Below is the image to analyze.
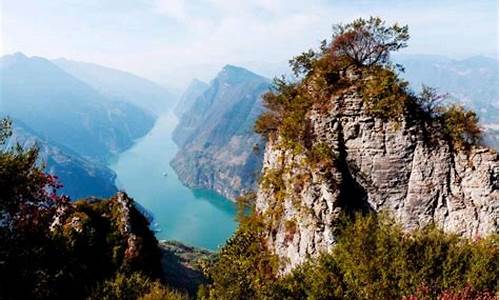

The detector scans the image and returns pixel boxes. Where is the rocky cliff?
[50,192,162,275]
[171,65,269,200]
[255,72,499,272]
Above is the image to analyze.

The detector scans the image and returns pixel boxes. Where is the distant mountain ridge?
[53,58,175,115]
[5,120,118,199]
[171,65,270,200]
[0,52,158,198]
[394,54,499,149]
[174,79,209,117]
[395,54,499,125]
[0,52,155,162]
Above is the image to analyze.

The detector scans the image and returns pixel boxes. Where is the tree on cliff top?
[259,17,482,149]
[330,16,409,68]
[289,16,409,77]
[258,17,411,141]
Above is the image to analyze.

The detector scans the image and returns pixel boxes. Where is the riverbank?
[109,113,237,250]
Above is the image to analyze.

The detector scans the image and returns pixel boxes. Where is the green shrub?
[255,77,314,144]
[309,142,336,168]
[200,219,280,300]
[274,214,499,300]
[203,214,499,300]
[440,105,482,147]
[254,112,279,138]
[89,272,187,300]
[139,282,188,300]
[271,254,349,300]
[361,67,410,120]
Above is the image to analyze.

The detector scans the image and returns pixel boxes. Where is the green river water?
[109,113,237,251]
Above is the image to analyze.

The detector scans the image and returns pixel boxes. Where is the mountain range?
[53,58,175,115]
[396,55,498,125]
[0,52,173,199]
[4,120,118,199]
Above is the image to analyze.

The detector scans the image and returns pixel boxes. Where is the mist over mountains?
[53,58,176,115]
[0,30,498,300]
[169,54,499,200]
[1,1,499,296]
[0,51,497,200]
[395,54,498,125]
[0,53,156,161]
[5,120,118,199]
[0,52,172,199]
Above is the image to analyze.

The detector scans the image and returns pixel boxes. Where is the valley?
[1,15,498,297]
[110,113,237,250]
[1,0,499,297]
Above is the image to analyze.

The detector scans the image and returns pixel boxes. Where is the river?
[109,113,237,251]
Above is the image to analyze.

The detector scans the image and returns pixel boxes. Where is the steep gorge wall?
[256,88,498,271]
[171,65,269,200]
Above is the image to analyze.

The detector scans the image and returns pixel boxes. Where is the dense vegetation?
[255,17,482,150]
[0,118,186,300]
[201,209,498,300]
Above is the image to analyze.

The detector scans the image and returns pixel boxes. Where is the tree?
[415,85,448,117]
[0,118,71,299]
[440,105,482,146]
[0,118,12,145]
[0,117,66,214]
[330,17,409,68]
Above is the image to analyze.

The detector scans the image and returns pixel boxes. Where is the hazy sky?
[1,0,498,90]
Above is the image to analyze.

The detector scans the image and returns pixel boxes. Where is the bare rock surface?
[256,90,498,271]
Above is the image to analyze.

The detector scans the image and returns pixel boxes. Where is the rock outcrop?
[51,192,163,275]
[256,86,499,272]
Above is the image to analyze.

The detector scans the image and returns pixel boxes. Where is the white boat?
[162,172,168,177]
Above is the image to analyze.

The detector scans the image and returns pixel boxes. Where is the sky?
[1,0,498,90]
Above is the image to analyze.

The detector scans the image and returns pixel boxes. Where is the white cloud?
[153,0,188,21]
[2,0,497,90]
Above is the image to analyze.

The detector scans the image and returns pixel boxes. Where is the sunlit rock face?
[256,87,498,272]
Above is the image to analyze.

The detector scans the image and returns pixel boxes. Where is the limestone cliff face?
[256,88,498,272]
